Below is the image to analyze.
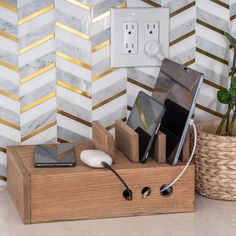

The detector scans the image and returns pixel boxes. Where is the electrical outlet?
[123,22,138,54]
[144,22,159,43]
[111,8,169,67]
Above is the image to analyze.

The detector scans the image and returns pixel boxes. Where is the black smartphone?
[127,91,165,163]
[34,144,76,167]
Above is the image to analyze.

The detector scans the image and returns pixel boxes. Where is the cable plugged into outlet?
[123,22,138,54]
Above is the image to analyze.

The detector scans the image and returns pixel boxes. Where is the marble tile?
[172,47,195,64]
[19,23,54,50]
[93,78,126,105]
[57,69,91,94]
[0,18,17,37]
[21,110,56,136]
[0,49,18,67]
[58,126,90,142]
[0,106,19,125]
[92,27,110,47]
[18,0,54,19]
[20,81,55,107]
[56,10,90,35]
[92,58,110,76]
[58,97,92,122]
[163,0,194,13]
[0,77,19,96]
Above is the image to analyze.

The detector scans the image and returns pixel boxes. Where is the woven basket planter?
[195,121,236,201]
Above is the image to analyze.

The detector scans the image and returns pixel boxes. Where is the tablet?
[153,59,204,165]
[127,91,165,163]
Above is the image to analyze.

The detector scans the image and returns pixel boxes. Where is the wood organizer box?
[7,120,194,224]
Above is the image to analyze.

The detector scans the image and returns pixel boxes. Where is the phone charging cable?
[160,119,197,194]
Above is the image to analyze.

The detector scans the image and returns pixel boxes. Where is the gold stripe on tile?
[0,118,20,130]
[0,176,7,182]
[197,19,225,35]
[55,22,91,40]
[170,30,195,47]
[21,120,57,142]
[196,104,224,119]
[56,80,91,98]
[142,0,161,7]
[0,147,6,153]
[127,78,154,92]
[230,14,236,21]
[196,47,228,65]
[0,90,19,101]
[0,60,19,72]
[204,79,226,90]
[21,92,56,113]
[19,34,55,55]
[0,1,17,12]
[153,87,169,93]
[57,138,68,143]
[0,31,18,42]
[58,110,92,127]
[20,63,56,84]
[18,4,55,25]
[92,68,117,82]
[91,2,127,23]
[65,0,90,11]
[56,51,91,70]
[92,90,126,110]
[183,58,195,66]
[170,1,195,18]
[210,0,229,9]
[92,40,110,53]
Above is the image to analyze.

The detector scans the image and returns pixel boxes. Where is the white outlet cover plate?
[111,8,169,68]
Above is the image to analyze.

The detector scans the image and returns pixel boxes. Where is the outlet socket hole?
[160,184,173,197]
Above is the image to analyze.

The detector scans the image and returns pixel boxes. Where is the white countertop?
[0,186,235,236]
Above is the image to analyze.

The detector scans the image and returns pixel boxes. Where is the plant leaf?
[217,90,232,104]
[229,88,236,97]
[224,32,236,47]
[231,76,236,88]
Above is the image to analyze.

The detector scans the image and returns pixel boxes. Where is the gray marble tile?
[163,0,194,13]
[197,36,229,60]
[58,97,92,121]
[93,78,126,105]
[0,106,20,125]
[170,18,195,42]
[92,0,125,18]
[92,27,110,47]
[92,58,110,76]
[197,8,229,33]
[19,23,54,50]
[230,2,236,16]
[57,41,90,65]
[98,106,126,127]
[128,68,156,88]
[0,18,17,37]
[20,81,55,107]
[18,0,54,20]
[171,47,195,64]
[56,10,90,35]
[4,0,17,7]
[0,49,18,66]
[21,110,56,136]
[57,69,91,94]
[0,77,19,96]
[58,126,91,142]
[20,53,55,79]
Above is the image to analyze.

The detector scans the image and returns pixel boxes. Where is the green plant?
[216,32,236,135]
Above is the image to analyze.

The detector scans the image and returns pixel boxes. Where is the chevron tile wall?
[0,0,235,183]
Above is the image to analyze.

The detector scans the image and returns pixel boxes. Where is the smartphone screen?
[153,59,203,165]
[34,143,76,167]
[127,91,165,162]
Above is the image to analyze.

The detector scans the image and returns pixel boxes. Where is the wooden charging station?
[7,120,194,224]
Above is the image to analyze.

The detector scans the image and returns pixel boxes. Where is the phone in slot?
[153,59,204,165]
[127,91,165,163]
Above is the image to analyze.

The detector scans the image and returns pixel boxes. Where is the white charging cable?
[160,119,197,193]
